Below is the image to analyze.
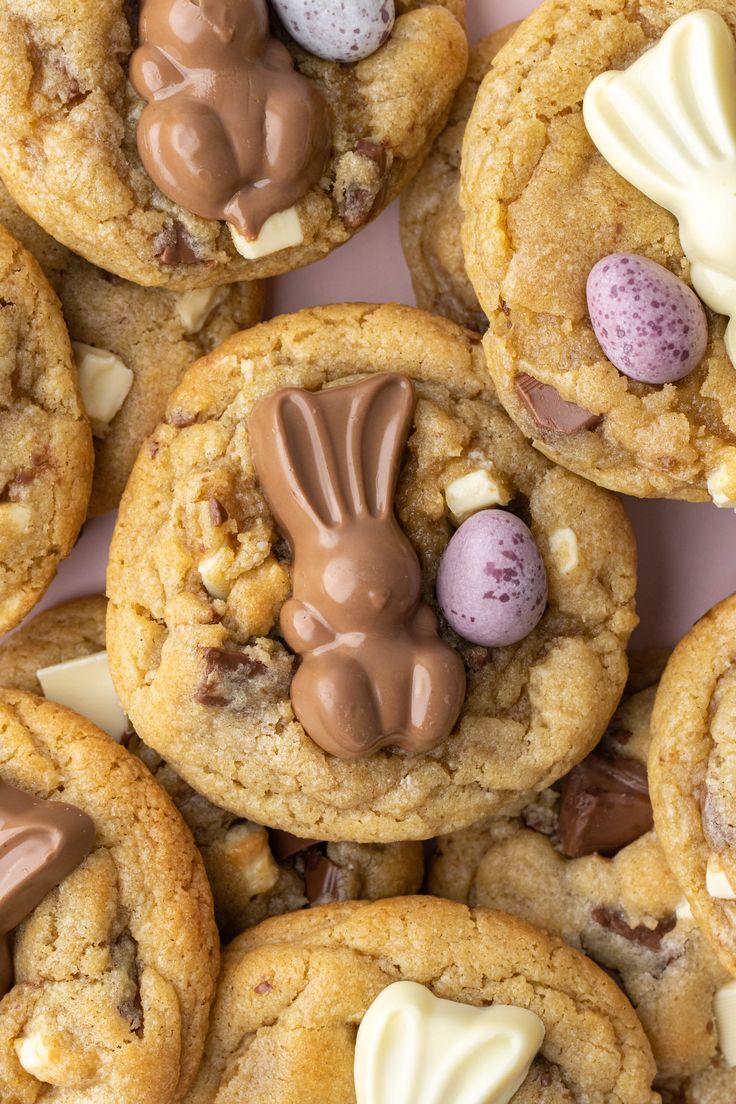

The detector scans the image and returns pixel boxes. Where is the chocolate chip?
[254,979,273,994]
[167,411,199,428]
[304,850,341,903]
[540,1072,553,1088]
[558,752,653,858]
[154,223,199,266]
[269,829,318,862]
[208,497,228,527]
[193,647,267,707]
[515,373,603,435]
[462,646,489,673]
[341,185,379,230]
[354,138,387,173]
[591,908,676,952]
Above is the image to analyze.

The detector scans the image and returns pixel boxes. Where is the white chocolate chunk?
[230,207,303,260]
[16,1034,55,1082]
[354,980,544,1104]
[706,853,736,899]
[444,469,511,524]
[583,11,736,369]
[72,342,133,438]
[549,528,579,574]
[0,503,31,533]
[176,287,224,334]
[198,547,234,600]
[675,897,693,920]
[37,652,128,740]
[707,450,736,508]
[715,980,736,1067]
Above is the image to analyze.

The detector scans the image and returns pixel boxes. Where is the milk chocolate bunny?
[129,0,331,240]
[248,374,466,759]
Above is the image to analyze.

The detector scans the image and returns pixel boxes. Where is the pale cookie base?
[651,593,736,978]
[0,598,424,940]
[0,1,467,289]
[461,0,736,501]
[430,682,735,1096]
[0,182,264,516]
[107,303,637,842]
[0,225,93,635]
[0,689,219,1104]
[186,896,657,1104]
[400,24,518,330]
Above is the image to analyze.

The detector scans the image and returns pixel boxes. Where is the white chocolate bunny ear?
[583,10,736,367]
[354,981,545,1104]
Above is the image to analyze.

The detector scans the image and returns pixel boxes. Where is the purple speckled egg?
[587,253,707,384]
[271,0,395,63]
[437,510,548,648]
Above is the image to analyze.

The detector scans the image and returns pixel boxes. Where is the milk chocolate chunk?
[269,829,317,863]
[591,907,676,952]
[131,0,331,240]
[194,647,267,707]
[558,752,653,858]
[248,374,466,759]
[154,223,199,266]
[515,373,603,434]
[0,780,95,996]
[304,850,341,903]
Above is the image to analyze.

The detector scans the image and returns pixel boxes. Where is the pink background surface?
[15,0,736,650]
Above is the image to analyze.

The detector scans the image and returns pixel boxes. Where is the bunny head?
[137,0,268,69]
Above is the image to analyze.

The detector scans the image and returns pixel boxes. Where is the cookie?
[0,688,219,1102]
[650,594,736,980]
[400,25,517,330]
[106,303,637,841]
[461,0,736,502]
[185,896,658,1103]
[429,678,736,1098]
[0,225,93,636]
[0,181,263,516]
[0,597,424,938]
[0,1,467,290]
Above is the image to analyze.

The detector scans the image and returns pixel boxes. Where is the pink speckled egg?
[587,253,707,384]
[271,0,395,63]
[437,510,548,648]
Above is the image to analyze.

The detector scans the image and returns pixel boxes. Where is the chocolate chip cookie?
[0,1,467,289]
[0,225,93,636]
[0,596,424,938]
[0,688,219,1103]
[185,896,658,1103]
[400,24,517,331]
[0,181,263,516]
[429,669,736,1099]
[461,0,736,502]
[107,303,637,842]
[650,594,736,980]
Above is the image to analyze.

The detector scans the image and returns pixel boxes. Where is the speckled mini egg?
[271,0,395,63]
[587,253,708,384]
[436,510,548,648]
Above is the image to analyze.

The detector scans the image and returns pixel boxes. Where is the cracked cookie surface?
[0,181,264,516]
[0,597,424,939]
[429,668,736,1099]
[461,0,736,501]
[0,688,219,1104]
[0,0,467,289]
[185,896,658,1104]
[651,593,736,979]
[106,303,637,842]
[0,225,93,635]
[400,24,517,331]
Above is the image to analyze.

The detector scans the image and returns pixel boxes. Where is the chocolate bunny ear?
[0,781,95,935]
[249,375,416,542]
